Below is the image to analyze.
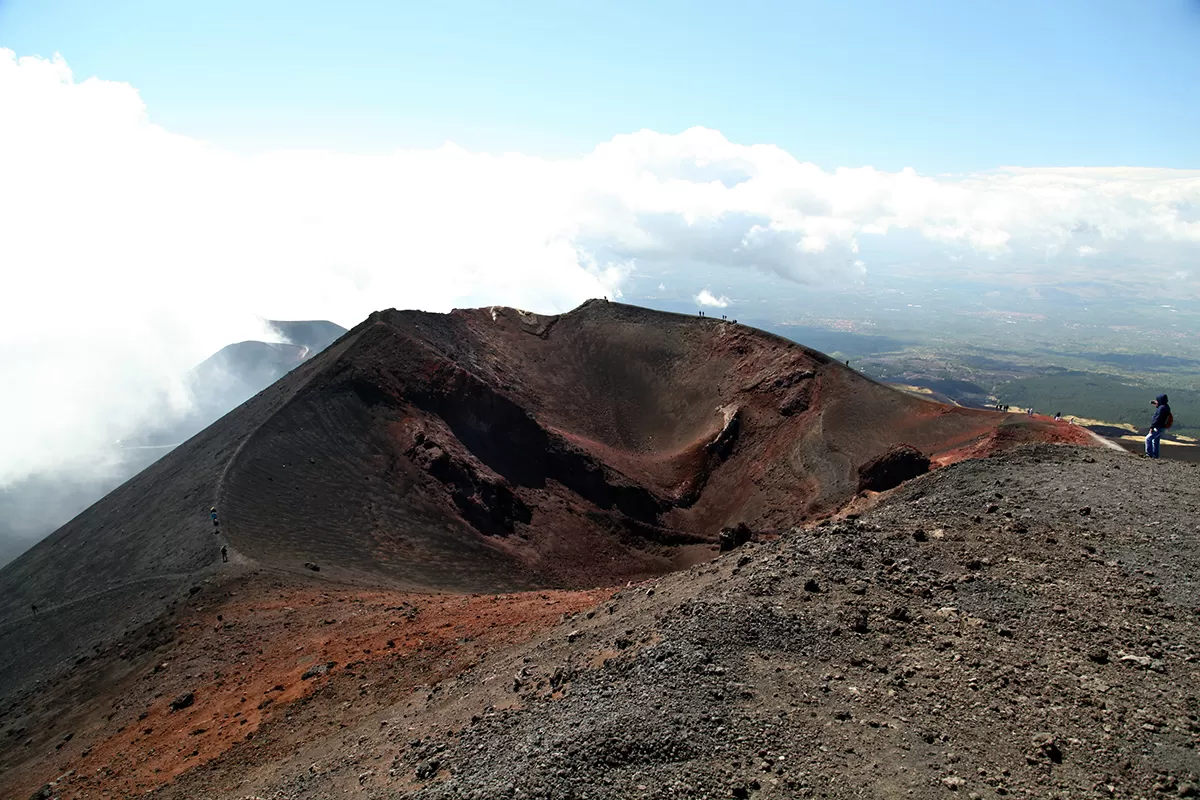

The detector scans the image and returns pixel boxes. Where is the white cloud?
[695,290,731,308]
[3,49,1200,485]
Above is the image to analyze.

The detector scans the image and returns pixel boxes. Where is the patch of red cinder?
[7,579,609,800]
[931,416,1096,467]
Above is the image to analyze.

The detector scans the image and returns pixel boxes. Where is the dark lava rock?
[303,562,321,572]
[778,384,813,416]
[719,522,753,552]
[705,407,742,460]
[169,691,195,712]
[857,445,931,493]
[416,758,441,779]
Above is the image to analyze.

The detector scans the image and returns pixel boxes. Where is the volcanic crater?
[217,300,1087,590]
[0,301,1098,799]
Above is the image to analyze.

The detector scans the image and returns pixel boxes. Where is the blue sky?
[3,0,1199,172]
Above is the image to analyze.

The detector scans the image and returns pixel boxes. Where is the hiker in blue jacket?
[1146,394,1171,459]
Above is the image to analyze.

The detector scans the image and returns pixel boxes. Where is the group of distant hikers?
[697,311,737,323]
[211,506,228,563]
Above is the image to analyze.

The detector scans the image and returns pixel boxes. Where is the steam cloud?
[695,290,731,308]
[3,49,1200,491]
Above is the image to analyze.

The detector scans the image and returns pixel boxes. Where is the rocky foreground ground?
[94,444,1192,800]
[8,443,1199,800]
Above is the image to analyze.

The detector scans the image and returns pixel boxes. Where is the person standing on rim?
[1146,394,1172,459]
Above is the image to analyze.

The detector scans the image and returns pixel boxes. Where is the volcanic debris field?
[1,303,1190,799]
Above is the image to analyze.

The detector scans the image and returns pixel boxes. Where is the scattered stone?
[1030,733,1063,764]
[303,562,321,572]
[169,691,195,712]
[302,661,336,680]
[1118,652,1161,671]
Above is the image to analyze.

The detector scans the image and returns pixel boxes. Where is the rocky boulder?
[857,444,930,492]
[718,522,753,552]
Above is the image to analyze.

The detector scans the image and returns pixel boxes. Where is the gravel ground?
[380,445,1200,800]
[135,444,1200,800]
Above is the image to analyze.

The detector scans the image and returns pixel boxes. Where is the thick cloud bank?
[3,49,1200,487]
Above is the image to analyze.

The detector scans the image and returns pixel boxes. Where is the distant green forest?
[996,373,1198,436]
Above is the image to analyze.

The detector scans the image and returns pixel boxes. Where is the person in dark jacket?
[1146,394,1171,459]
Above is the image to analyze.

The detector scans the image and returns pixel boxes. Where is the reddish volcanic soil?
[1,574,608,799]
[0,301,1099,799]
